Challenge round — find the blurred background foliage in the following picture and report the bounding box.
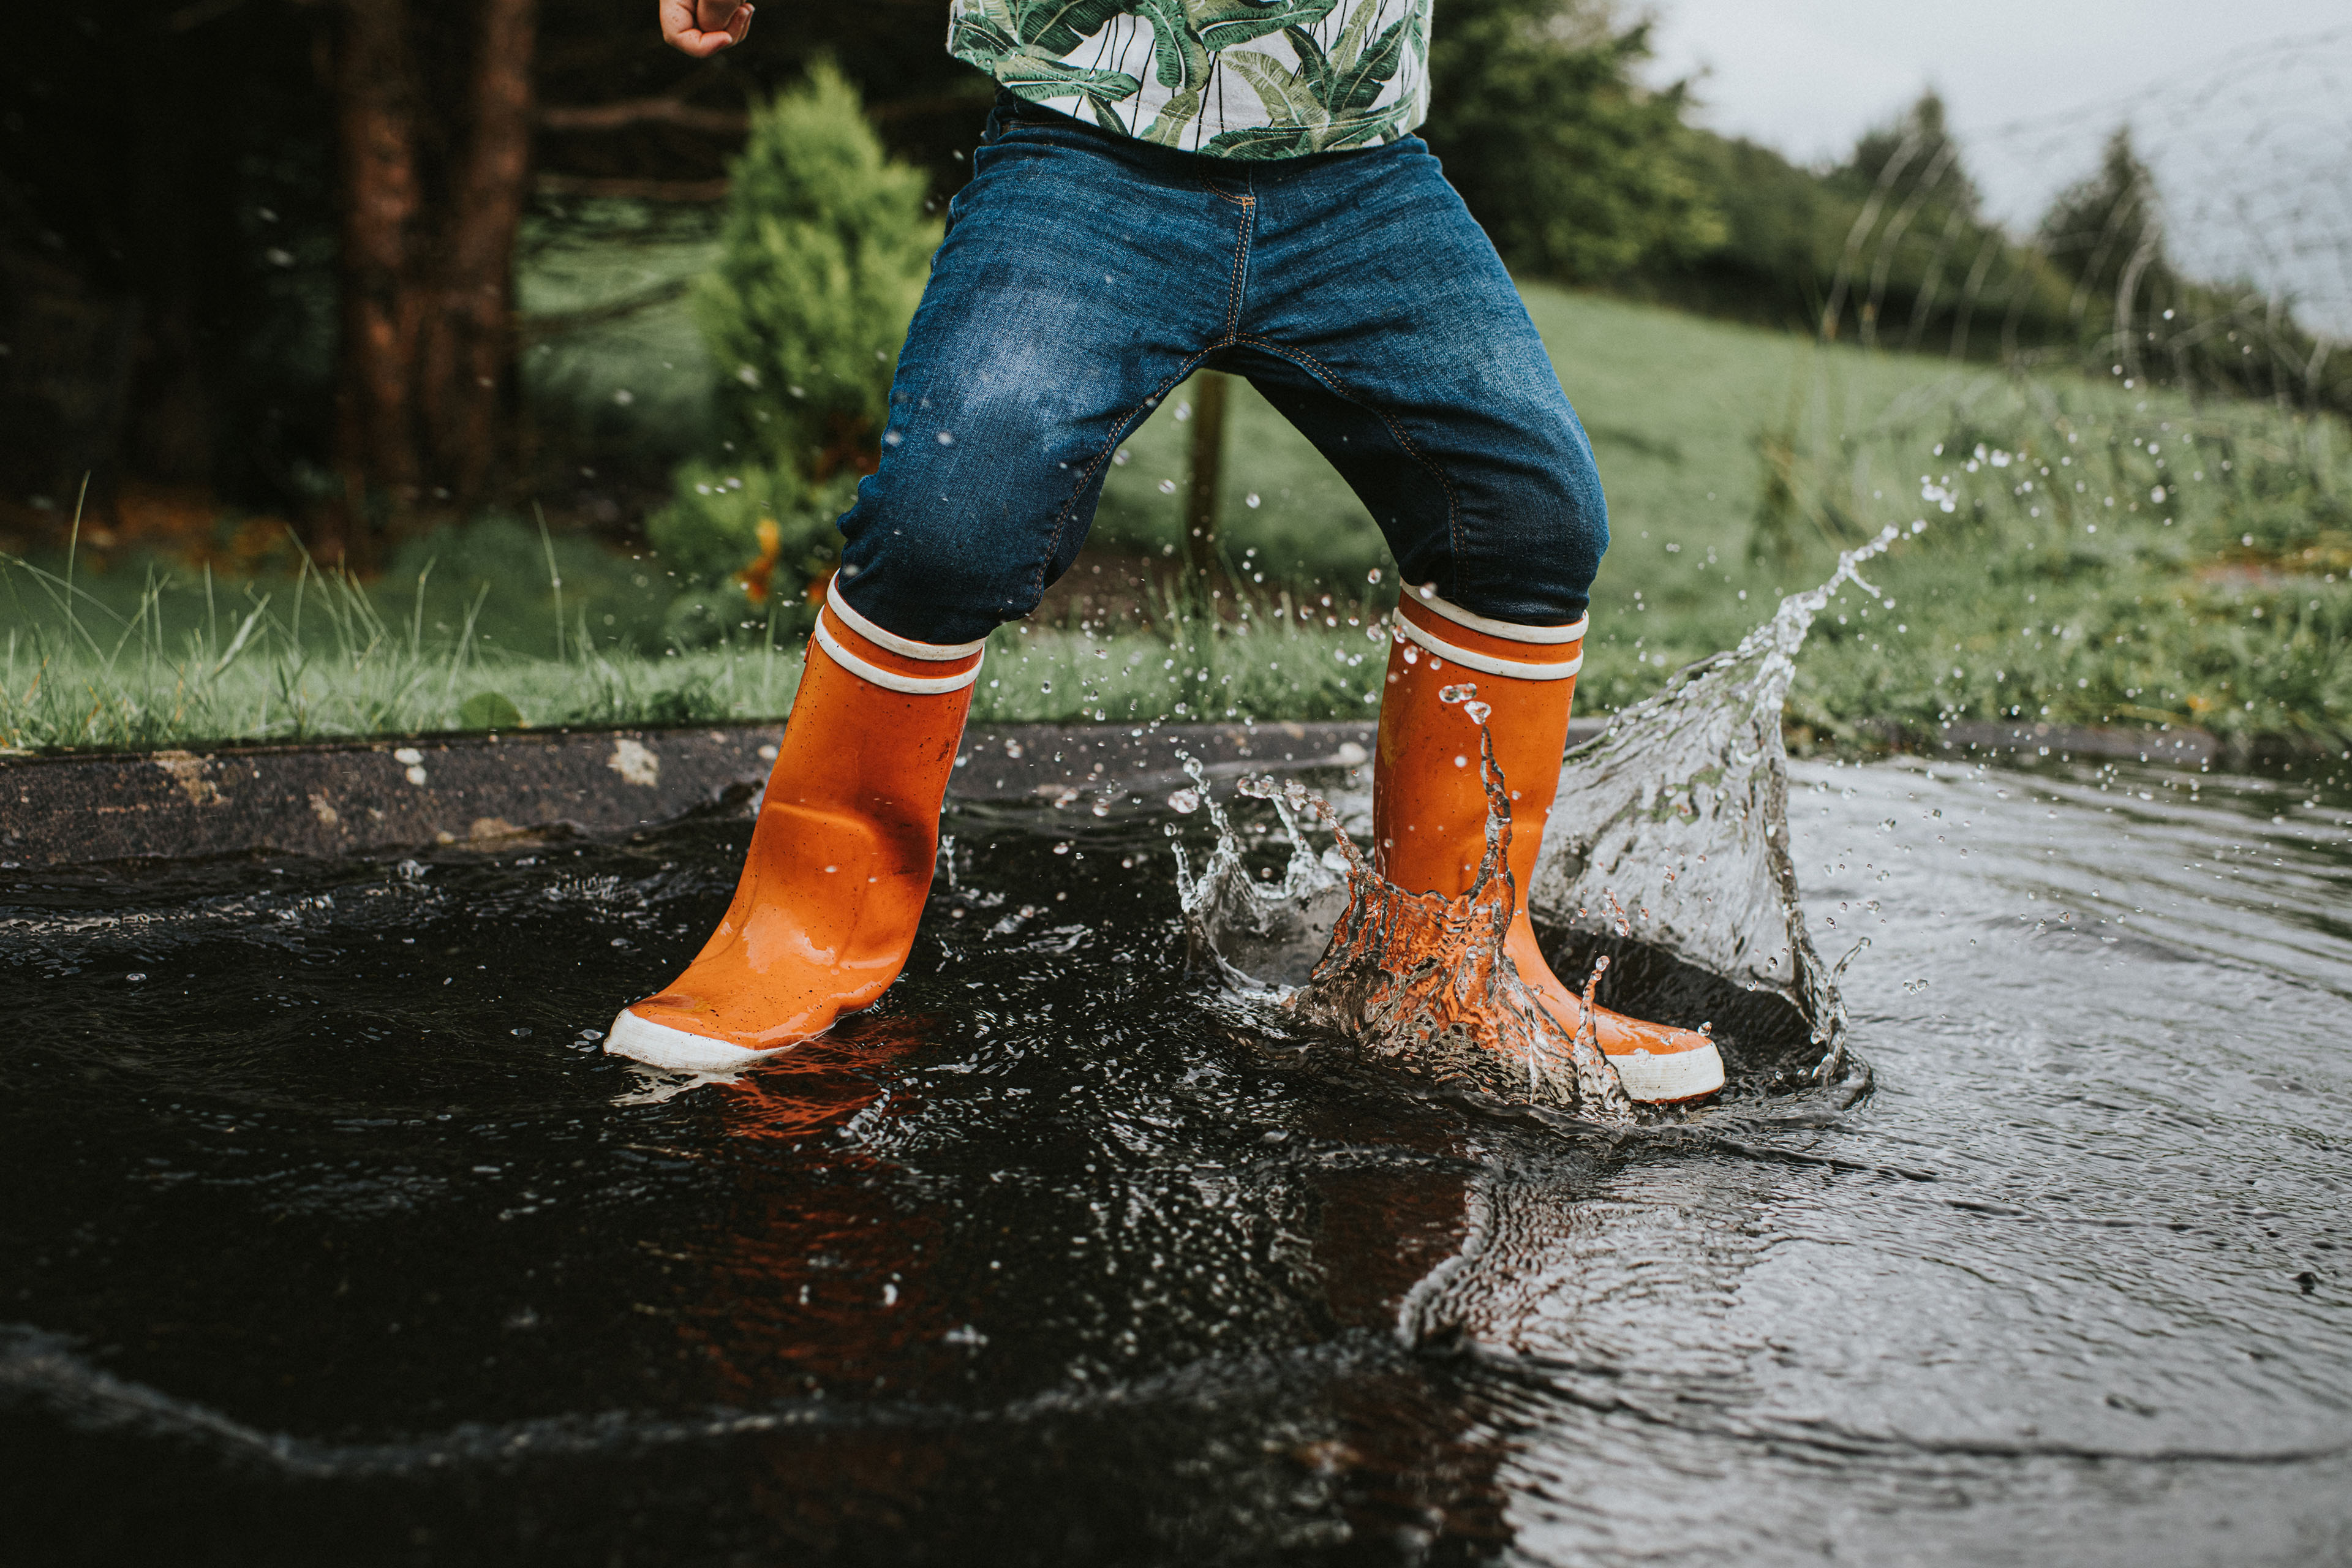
[0,0,2343,748]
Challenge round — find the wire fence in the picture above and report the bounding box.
[1819,29,2349,411]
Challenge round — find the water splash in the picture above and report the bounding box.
[1170,756,1349,990]
[1177,531,1898,1109]
[1174,714,1633,1121]
[1277,721,1635,1123]
[1528,527,1899,1084]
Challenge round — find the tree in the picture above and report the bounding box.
[1843,91,1980,219]
[0,2,336,522]
[329,0,541,564]
[0,1,1001,544]
[1422,0,1721,284]
[1818,91,2034,350]
[2039,126,2173,326]
[2037,126,2345,412]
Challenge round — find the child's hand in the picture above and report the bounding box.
[659,0,752,56]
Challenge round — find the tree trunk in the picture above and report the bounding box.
[331,0,536,565]
[333,0,425,564]
[424,0,537,507]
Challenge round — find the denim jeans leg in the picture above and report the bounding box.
[1226,138,1608,627]
[833,111,1247,646]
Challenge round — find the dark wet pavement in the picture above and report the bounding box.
[2,756,2348,1566]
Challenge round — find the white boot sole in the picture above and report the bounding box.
[604,1008,788,1074]
[1607,1039,1726,1104]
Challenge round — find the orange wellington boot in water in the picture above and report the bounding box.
[1374,588,1725,1104]
[604,582,983,1072]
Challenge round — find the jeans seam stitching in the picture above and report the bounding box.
[1226,194,1254,338]
[1027,192,1255,606]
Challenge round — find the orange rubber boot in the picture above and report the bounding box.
[1374,589,1725,1104]
[605,582,982,1072]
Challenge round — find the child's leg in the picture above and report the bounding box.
[832,100,1268,644]
[608,105,1277,1068]
[1215,141,1722,1101]
[1223,138,1606,625]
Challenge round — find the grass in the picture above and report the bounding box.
[1770,374,2352,750]
[0,541,1389,748]
[4,282,2345,752]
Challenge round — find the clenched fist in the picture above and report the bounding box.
[660,0,752,56]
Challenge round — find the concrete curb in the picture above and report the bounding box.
[0,714,2212,869]
[0,719,1434,869]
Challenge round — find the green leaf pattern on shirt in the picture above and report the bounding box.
[948,0,1432,160]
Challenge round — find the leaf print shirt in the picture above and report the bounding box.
[948,0,1433,160]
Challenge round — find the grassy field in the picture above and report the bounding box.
[4,283,2346,752]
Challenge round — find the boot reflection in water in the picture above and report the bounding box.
[664,1026,962,1402]
[605,583,982,1072]
[1376,590,1724,1104]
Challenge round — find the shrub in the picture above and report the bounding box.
[696,61,940,480]
[646,62,938,631]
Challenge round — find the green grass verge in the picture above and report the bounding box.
[0,562,1387,748]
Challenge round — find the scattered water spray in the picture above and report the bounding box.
[1169,755,1350,990]
[1174,534,1900,1110]
[1529,526,1899,1082]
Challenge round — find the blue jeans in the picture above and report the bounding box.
[834,96,1610,646]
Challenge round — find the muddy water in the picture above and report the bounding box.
[3,754,2350,1566]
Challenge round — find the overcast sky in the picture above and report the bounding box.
[1641,4,2351,330]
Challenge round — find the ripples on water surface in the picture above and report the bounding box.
[2,753,2349,1566]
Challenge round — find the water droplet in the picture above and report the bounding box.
[1438,683,1476,703]
[1245,492,1261,508]
[1158,479,1177,494]
[1366,568,1382,584]
[1168,789,1201,814]
[1464,701,1491,725]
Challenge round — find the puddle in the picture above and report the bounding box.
[5,730,2350,1564]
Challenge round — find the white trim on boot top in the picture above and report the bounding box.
[605,1007,788,1074]
[1607,1038,1726,1103]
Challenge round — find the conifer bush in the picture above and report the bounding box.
[647,62,941,638]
